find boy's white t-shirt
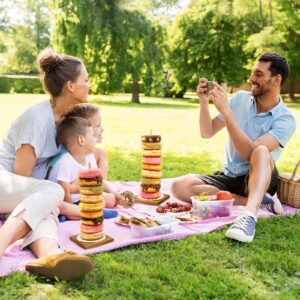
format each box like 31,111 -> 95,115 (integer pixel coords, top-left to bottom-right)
48,152 -> 98,203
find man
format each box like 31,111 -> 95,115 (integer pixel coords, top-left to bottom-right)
171,53 -> 296,243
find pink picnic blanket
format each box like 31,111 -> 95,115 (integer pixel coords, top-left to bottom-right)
0,178 -> 298,278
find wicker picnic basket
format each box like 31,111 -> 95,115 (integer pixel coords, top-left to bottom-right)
277,160 -> 300,208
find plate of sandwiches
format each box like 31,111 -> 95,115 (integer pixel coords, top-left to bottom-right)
115,214 -> 131,227
115,214 -> 165,228
115,214 -> 180,237
130,215 -> 180,238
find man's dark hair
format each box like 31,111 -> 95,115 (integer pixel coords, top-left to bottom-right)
258,53 -> 289,85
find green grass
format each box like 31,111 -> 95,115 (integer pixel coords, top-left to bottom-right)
0,93 -> 300,299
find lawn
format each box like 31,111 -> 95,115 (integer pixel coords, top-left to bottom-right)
0,93 -> 299,299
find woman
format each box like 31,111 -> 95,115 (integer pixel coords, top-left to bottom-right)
0,48 -> 93,280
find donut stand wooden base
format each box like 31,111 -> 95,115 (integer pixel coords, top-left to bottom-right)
70,234 -> 114,249
136,193 -> 170,206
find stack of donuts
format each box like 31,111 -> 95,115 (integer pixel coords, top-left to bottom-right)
78,168 -> 104,241
140,135 -> 162,200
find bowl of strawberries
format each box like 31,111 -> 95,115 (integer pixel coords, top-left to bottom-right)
156,201 -> 191,214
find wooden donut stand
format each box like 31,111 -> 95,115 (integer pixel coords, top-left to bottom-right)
70,234 -> 114,249
136,193 -> 170,206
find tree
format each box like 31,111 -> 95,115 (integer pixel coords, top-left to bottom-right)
242,0 -> 300,100
0,0 -> 51,73
53,0 -> 166,102
168,0 -> 249,94
275,0 -> 300,101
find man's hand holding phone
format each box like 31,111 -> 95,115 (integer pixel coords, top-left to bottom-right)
196,78 -> 214,104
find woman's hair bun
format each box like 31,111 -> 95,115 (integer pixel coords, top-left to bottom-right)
38,47 -> 61,73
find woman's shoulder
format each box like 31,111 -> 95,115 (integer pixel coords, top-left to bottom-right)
11,100 -> 53,133
19,100 -> 52,123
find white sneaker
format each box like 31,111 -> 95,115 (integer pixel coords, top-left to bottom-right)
260,193 -> 284,215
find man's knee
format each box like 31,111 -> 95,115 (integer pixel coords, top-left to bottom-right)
250,145 -> 271,164
171,175 -> 192,196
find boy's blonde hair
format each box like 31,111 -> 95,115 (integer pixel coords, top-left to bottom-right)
65,103 -> 99,119
56,117 -> 92,149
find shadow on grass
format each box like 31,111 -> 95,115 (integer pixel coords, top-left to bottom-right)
90,93 -> 300,111
91,97 -> 199,110
106,147 -> 221,181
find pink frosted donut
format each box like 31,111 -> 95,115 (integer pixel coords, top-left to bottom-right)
79,168 -> 101,178
80,223 -> 103,233
140,191 -> 161,199
142,156 -> 162,165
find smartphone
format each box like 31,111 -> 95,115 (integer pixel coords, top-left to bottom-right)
206,81 -> 214,92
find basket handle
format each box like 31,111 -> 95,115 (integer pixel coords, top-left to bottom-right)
290,160 -> 300,181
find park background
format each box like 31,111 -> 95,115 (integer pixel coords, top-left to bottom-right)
0,1 -> 300,299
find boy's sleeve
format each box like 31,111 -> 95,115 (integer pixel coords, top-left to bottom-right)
55,156 -> 78,183
269,113 -> 296,148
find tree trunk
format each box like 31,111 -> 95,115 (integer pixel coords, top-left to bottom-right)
131,81 -> 140,103
289,80 -> 296,102
259,0 -> 265,28
268,0 -> 273,26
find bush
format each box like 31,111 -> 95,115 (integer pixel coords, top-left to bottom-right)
0,75 -> 44,94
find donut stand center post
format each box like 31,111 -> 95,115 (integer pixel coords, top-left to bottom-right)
137,133 -> 170,205
70,168 -> 114,249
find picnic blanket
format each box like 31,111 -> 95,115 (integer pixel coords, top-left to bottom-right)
0,178 -> 298,278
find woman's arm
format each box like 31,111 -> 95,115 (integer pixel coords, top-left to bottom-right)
14,144 -> 36,177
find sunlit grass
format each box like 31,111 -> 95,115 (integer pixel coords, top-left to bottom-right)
1,93 -> 299,176
0,93 -> 299,299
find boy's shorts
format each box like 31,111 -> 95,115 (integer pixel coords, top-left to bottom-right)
197,166 -> 279,196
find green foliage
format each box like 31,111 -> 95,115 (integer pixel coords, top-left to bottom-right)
0,0 -> 51,74
53,0 -> 166,99
1,0 -> 300,99
168,0 -> 249,93
0,76 -> 44,93
275,0 -> 300,82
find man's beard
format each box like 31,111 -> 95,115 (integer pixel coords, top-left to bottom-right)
251,79 -> 272,98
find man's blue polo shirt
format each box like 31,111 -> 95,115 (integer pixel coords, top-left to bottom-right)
218,91 -> 296,177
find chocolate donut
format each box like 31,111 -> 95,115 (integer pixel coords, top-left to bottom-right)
141,135 -> 161,143
81,216 -> 103,226
141,184 -> 161,193
79,175 -> 103,186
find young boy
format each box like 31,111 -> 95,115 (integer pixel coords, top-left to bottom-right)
48,116 -> 119,220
